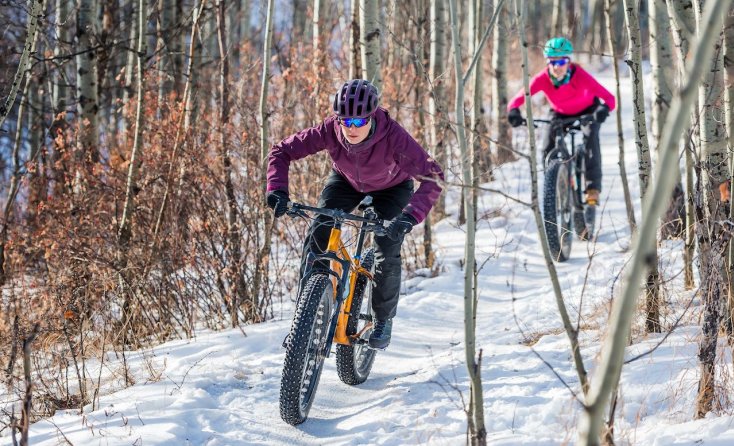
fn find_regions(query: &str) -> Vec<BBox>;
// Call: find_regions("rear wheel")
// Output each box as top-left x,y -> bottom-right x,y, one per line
543,160 -> 573,262
280,274 -> 333,425
336,249 -> 377,385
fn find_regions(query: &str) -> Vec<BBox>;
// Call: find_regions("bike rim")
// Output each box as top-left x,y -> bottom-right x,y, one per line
298,287 -> 331,412
556,165 -> 572,250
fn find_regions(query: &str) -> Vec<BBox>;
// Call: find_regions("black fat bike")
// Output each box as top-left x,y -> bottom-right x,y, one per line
279,196 -> 385,425
530,114 -> 597,262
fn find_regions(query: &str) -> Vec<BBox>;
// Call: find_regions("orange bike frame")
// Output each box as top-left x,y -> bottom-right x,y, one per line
325,227 -> 374,345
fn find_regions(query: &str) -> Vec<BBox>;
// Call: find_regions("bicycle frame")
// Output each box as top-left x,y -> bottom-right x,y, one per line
289,201 -> 382,358
536,114 -> 594,209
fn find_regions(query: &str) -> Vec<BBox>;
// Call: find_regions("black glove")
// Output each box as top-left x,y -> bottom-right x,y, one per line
507,108 -> 524,128
266,190 -> 289,218
593,104 -> 610,124
385,212 -> 418,241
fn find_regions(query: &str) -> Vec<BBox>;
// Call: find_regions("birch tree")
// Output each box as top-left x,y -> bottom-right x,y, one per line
350,0 -> 362,79
694,3 -> 729,417
577,2 -> 732,443
648,0 -> 673,143
118,0 -> 148,248
448,0 -> 504,441
216,0 -> 249,325
513,0 -> 589,402
667,0 -> 697,288
53,0 -> 70,113
76,0 -> 100,174
623,0 -> 661,333
725,5 -> 734,326
253,0 -> 276,317
0,0 -> 44,130
0,0 -> 44,285
492,1 -> 512,164
604,0 -> 636,233
360,0 -> 382,89
429,0 -> 448,216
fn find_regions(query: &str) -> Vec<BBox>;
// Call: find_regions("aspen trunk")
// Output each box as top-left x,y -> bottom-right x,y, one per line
253,0 -> 276,319
76,0 -> 100,176
577,2 -> 732,442
429,0 -> 448,217
492,1 -> 513,164
695,6 -> 729,417
349,0 -> 362,79
667,0 -> 697,288
217,0 -> 249,325
725,6 -> 734,334
118,0 -> 147,248
604,0 -> 636,234
448,0 -> 505,441
0,0 -> 44,130
0,0 -> 44,285
360,0 -> 382,89
623,0 -> 662,333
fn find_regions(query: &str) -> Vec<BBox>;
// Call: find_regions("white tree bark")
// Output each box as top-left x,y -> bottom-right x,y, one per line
53,0 -> 70,113
648,0 -> 674,143
118,0 -> 147,247
492,1 -> 512,163
76,0 -> 100,167
604,0 -> 636,234
448,0 -> 504,441
623,0 -> 662,333
260,0 -> 275,165
349,0 -> 361,79
429,0 -> 447,216
667,0 -> 697,288
0,0 -> 44,130
577,1 -> 733,443
360,0 -> 382,89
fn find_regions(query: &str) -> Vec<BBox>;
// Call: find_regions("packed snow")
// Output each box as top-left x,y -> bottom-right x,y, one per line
3,64 -> 734,446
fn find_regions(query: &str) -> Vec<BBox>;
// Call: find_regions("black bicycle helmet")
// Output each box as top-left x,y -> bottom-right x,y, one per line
332,79 -> 379,119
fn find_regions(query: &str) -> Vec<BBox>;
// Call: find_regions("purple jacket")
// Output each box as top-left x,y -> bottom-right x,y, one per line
266,108 -> 444,223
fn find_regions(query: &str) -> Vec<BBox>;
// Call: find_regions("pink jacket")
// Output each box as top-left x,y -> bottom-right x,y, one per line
507,64 -> 616,115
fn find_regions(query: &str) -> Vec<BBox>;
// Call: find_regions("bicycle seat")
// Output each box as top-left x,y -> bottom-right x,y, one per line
357,195 -> 374,211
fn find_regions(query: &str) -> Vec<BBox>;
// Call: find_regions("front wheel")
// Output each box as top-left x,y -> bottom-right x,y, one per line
280,273 -> 333,425
336,249 -> 377,385
543,160 -> 573,262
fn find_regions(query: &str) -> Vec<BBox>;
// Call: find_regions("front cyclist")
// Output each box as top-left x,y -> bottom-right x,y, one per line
266,79 -> 444,350
507,37 -> 616,206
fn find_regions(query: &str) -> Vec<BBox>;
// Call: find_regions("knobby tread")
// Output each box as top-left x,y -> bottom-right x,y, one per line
336,249 -> 377,385
279,274 -> 332,425
543,160 -> 572,262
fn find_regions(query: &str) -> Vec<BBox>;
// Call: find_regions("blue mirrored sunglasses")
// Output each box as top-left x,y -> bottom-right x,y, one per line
547,58 -> 570,67
338,117 -> 370,128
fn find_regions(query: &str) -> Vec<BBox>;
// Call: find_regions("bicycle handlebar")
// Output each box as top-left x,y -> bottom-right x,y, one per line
286,202 -> 388,236
525,114 -> 595,129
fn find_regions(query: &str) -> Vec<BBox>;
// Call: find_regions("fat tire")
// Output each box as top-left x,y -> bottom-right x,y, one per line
543,160 -> 573,262
336,249 -> 377,385
279,274 -> 333,425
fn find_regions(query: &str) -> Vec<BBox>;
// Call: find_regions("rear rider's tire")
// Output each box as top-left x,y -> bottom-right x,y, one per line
543,159 -> 573,262
280,273 -> 333,425
336,249 -> 377,385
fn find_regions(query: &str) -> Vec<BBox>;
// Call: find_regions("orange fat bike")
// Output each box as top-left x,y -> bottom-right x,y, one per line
279,196 -> 384,425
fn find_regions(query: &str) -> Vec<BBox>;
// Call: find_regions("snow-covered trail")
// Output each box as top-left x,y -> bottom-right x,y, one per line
6,66 -> 734,446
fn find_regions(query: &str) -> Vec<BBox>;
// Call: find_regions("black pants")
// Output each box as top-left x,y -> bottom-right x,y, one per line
542,104 -> 603,192
303,171 -> 413,320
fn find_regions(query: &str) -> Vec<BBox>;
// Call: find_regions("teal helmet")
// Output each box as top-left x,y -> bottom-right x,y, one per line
543,37 -> 573,57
